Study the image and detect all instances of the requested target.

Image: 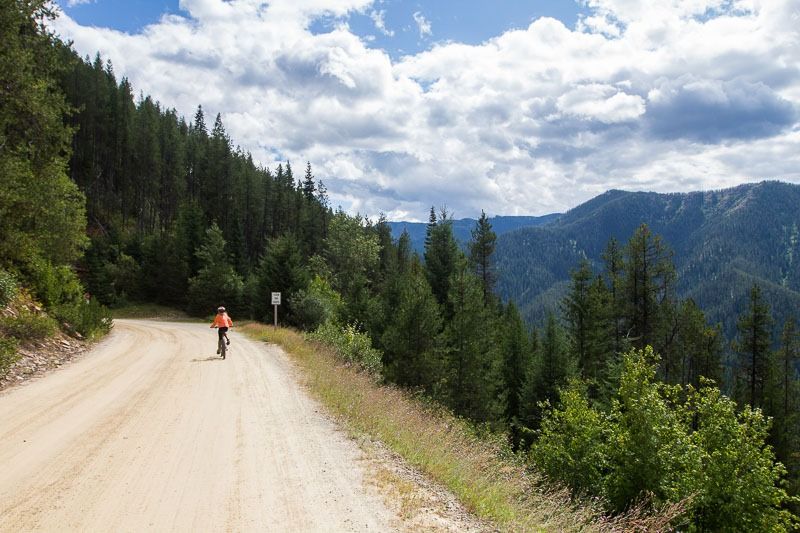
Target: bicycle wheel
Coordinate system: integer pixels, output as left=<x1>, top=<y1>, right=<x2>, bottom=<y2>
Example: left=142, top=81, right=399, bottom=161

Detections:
left=219, top=337, right=226, bottom=359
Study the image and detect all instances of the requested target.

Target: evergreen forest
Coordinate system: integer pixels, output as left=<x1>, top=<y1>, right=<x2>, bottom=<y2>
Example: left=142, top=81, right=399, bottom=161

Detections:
left=1, top=2, right=799, bottom=529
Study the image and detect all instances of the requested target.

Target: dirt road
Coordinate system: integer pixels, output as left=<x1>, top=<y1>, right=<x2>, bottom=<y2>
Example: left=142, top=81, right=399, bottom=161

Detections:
left=0, top=320, right=398, bottom=531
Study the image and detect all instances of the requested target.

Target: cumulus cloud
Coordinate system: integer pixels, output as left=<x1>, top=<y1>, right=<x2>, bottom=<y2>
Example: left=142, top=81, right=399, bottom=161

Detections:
left=66, top=0, right=93, bottom=5
left=51, top=0, right=800, bottom=219
left=646, top=76, right=797, bottom=142
left=557, top=84, right=645, bottom=123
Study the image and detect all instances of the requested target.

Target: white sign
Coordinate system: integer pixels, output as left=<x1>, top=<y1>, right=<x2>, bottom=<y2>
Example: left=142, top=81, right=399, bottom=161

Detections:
left=271, top=292, right=281, bottom=305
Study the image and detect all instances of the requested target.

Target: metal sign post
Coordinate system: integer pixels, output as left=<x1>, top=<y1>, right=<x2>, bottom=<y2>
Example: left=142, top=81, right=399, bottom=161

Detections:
left=271, top=292, right=281, bottom=327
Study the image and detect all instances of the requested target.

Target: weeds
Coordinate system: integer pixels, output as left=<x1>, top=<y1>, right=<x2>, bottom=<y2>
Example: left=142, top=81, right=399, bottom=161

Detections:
left=307, top=322, right=382, bottom=374
left=0, top=269, right=18, bottom=307
left=0, top=308, right=58, bottom=340
left=54, top=299, right=113, bottom=339
left=0, top=337, right=20, bottom=377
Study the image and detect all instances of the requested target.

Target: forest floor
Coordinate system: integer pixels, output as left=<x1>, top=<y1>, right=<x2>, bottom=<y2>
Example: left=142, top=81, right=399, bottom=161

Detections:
left=0, top=319, right=486, bottom=531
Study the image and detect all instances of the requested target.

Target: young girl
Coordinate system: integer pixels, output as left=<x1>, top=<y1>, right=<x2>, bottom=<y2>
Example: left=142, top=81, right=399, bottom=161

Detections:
left=210, top=306, right=233, bottom=353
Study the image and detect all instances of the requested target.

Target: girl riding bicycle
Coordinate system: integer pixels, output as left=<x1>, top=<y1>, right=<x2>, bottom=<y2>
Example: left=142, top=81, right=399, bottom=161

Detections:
left=210, top=306, right=233, bottom=354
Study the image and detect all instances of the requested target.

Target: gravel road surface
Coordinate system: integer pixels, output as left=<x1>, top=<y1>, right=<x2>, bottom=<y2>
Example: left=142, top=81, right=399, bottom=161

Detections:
left=0, top=319, right=397, bottom=532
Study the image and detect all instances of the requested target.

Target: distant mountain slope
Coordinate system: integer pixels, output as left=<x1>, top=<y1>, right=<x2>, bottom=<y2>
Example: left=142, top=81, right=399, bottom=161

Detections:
left=389, top=214, right=561, bottom=254
left=495, top=181, right=800, bottom=338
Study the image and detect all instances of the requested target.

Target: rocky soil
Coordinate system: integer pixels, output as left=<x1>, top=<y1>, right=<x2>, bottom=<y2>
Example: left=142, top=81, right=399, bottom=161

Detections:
left=0, top=295, right=90, bottom=392
left=0, top=333, right=87, bottom=392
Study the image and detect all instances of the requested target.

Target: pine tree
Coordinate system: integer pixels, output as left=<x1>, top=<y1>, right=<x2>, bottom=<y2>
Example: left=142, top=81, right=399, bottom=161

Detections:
left=584, top=275, right=616, bottom=398
left=186, top=105, right=208, bottom=200
left=468, top=210, right=497, bottom=307
left=323, top=212, right=380, bottom=325
left=500, top=302, right=529, bottom=449
left=302, top=161, right=315, bottom=200
left=138, top=230, right=188, bottom=305
left=0, top=1, right=87, bottom=271
left=563, top=259, right=592, bottom=370
left=251, top=234, right=308, bottom=323
left=538, top=312, right=574, bottom=404
left=187, top=223, right=243, bottom=316
left=674, top=299, right=723, bottom=388
left=396, top=229, right=412, bottom=274
left=374, top=214, right=396, bottom=282
left=381, top=259, right=443, bottom=391
left=521, top=313, right=573, bottom=432
left=424, top=206, right=437, bottom=249
left=734, top=284, right=774, bottom=408
left=602, top=237, right=625, bottom=354
left=298, top=162, right=325, bottom=259
left=272, top=163, right=285, bottom=235
left=623, top=224, right=675, bottom=349
left=424, top=207, right=459, bottom=313
left=767, top=318, right=800, bottom=483
left=444, top=257, right=500, bottom=422
left=518, top=326, right=541, bottom=439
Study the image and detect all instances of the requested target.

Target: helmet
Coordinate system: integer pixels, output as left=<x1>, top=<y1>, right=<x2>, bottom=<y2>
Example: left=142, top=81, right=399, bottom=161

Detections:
left=217, top=306, right=226, bottom=312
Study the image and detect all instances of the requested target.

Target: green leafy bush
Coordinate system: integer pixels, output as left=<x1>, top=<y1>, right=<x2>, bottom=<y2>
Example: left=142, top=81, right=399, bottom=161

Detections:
left=308, top=322, right=382, bottom=374
left=0, top=269, right=18, bottom=307
left=603, top=347, right=700, bottom=512
left=689, top=384, right=795, bottom=531
left=54, top=299, right=113, bottom=339
left=531, top=382, right=609, bottom=496
left=289, top=275, right=343, bottom=331
left=0, top=308, right=58, bottom=340
left=24, top=258, right=83, bottom=308
left=0, top=337, right=20, bottom=377
left=532, top=347, right=795, bottom=530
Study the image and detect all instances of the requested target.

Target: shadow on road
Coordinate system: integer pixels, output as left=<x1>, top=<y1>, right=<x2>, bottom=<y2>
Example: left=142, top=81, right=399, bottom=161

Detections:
left=190, top=356, right=224, bottom=362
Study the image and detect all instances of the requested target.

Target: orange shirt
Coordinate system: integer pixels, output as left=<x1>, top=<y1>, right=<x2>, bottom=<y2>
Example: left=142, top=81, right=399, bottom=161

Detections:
left=210, top=313, right=233, bottom=328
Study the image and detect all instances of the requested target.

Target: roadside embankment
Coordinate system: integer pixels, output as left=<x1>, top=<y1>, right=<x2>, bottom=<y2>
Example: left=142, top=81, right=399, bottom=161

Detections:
left=240, top=323, right=682, bottom=532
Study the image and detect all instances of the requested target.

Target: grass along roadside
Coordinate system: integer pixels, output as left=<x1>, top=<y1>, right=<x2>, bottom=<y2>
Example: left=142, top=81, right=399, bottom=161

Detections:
left=240, top=323, right=681, bottom=532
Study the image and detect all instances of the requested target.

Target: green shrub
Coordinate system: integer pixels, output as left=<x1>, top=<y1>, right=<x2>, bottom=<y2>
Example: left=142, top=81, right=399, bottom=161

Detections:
left=289, top=275, right=343, bottom=330
left=689, top=385, right=795, bottom=531
left=530, top=382, right=609, bottom=496
left=0, top=308, right=58, bottom=340
left=0, top=269, right=18, bottom=307
left=289, top=291, right=327, bottom=331
left=533, top=347, right=795, bottom=530
left=308, top=322, right=382, bottom=374
left=25, top=258, right=83, bottom=308
left=0, top=337, right=20, bottom=377
left=54, top=298, right=113, bottom=339
left=603, top=347, right=700, bottom=512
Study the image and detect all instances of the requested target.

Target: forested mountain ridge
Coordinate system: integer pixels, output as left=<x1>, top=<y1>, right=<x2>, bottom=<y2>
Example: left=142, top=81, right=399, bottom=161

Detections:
left=388, top=214, right=561, bottom=254
left=495, top=181, right=800, bottom=337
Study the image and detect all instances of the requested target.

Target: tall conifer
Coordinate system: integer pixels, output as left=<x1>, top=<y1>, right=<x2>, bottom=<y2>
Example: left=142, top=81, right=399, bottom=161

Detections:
left=734, top=284, right=774, bottom=408
left=468, top=210, right=497, bottom=307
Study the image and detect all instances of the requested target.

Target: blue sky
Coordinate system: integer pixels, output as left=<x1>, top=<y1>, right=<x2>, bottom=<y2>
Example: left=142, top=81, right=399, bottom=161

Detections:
left=61, top=1, right=586, bottom=57
left=53, top=0, right=800, bottom=220
left=60, top=0, right=180, bottom=32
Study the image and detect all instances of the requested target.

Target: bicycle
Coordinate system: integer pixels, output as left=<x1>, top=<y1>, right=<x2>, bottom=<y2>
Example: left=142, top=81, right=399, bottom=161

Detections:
left=218, top=335, right=227, bottom=359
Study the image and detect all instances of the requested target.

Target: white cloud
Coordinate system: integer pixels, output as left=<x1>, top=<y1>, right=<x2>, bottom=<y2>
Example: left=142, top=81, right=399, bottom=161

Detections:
left=557, top=84, right=645, bottom=123
left=50, top=0, right=800, bottom=219
left=412, top=11, right=432, bottom=38
left=370, top=9, right=394, bottom=36
left=66, top=0, right=94, bottom=5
